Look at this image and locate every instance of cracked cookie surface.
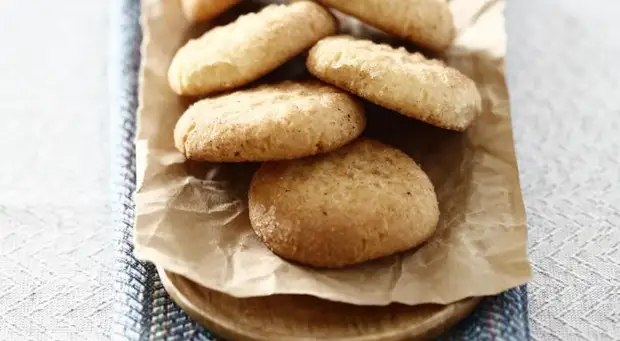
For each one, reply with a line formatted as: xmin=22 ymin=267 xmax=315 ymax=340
xmin=307 ymin=36 xmax=482 ymax=131
xmin=168 ymin=1 xmax=337 ymax=96
xmin=249 ymin=138 xmax=439 ymax=268
xmin=173 ymin=81 xmax=366 ymax=162
xmin=315 ymin=0 xmax=455 ymax=51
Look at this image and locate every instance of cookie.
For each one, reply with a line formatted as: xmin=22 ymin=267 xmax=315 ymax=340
xmin=307 ymin=36 xmax=482 ymax=131
xmin=168 ymin=1 xmax=337 ymax=97
xmin=180 ymin=0 xmax=243 ymax=23
xmin=173 ymin=81 xmax=366 ymax=162
xmin=249 ymin=138 xmax=439 ymax=268
xmin=315 ymin=0 xmax=455 ymax=51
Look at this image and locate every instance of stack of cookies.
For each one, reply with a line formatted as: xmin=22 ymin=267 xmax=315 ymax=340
xmin=170 ymin=0 xmax=482 ymax=269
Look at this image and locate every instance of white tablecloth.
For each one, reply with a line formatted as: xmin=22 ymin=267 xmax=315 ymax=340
xmin=507 ymin=1 xmax=620 ymax=340
xmin=0 ymin=0 xmax=113 ymax=340
xmin=0 ymin=0 xmax=618 ymax=340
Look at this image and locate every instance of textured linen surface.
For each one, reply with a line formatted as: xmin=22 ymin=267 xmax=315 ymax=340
xmin=0 ymin=0 xmax=113 ymax=340
xmin=0 ymin=0 xmax=618 ymax=340
xmin=506 ymin=1 xmax=620 ymax=340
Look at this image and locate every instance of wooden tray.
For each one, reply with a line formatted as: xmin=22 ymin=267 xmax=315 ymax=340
xmin=158 ymin=268 xmax=480 ymax=341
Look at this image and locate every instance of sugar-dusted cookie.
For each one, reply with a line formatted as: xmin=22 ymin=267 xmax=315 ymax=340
xmin=173 ymin=81 xmax=366 ymax=162
xmin=307 ymin=36 xmax=482 ymax=131
xmin=180 ymin=0 xmax=243 ymax=24
xmin=168 ymin=1 xmax=337 ymax=97
xmin=249 ymin=138 xmax=439 ymax=268
xmin=315 ymin=0 xmax=455 ymax=51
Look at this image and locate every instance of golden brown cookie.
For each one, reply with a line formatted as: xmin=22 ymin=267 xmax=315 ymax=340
xmin=249 ymin=138 xmax=439 ymax=268
xmin=168 ymin=1 xmax=337 ymax=97
xmin=315 ymin=0 xmax=455 ymax=51
xmin=307 ymin=36 xmax=482 ymax=131
xmin=173 ymin=81 xmax=366 ymax=162
xmin=180 ymin=0 xmax=243 ymax=23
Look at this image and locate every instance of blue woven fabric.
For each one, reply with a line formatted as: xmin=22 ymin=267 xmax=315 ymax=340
xmin=109 ymin=0 xmax=530 ymax=340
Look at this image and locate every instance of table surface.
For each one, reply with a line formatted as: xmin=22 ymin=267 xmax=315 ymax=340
xmin=0 ymin=0 xmax=618 ymax=340
xmin=0 ymin=0 xmax=112 ymax=340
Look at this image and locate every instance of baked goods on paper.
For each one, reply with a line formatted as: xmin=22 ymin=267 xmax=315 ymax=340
xmin=249 ymin=138 xmax=439 ymax=268
xmin=133 ymin=0 xmax=532 ymax=306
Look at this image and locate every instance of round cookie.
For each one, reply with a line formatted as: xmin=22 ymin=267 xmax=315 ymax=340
xmin=180 ymin=0 xmax=243 ymax=24
xmin=249 ymin=138 xmax=440 ymax=268
xmin=307 ymin=35 xmax=482 ymax=132
xmin=168 ymin=1 xmax=337 ymax=97
xmin=315 ymin=0 xmax=455 ymax=51
xmin=173 ymin=81 xmax=366 ymax=162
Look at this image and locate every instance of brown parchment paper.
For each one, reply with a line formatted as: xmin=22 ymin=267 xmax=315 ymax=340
xmin=134 ymin=0 xmax=532 ymax=306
